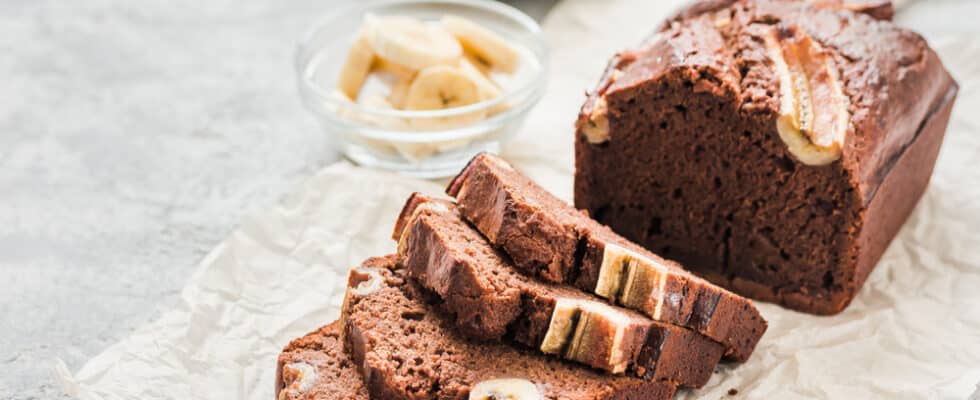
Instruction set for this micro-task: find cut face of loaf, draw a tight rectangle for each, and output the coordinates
[447,152,767,362]
[575,0,957,314]
[341,255,678,400]
[275,321,369,400]
[392,194,723,387]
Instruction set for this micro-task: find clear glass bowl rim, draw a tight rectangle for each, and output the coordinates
[295,0,549,122]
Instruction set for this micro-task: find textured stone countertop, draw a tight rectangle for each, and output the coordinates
[0,1,552,398]
[2,0,975,398]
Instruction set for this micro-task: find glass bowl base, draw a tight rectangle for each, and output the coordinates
[343,141,502,179]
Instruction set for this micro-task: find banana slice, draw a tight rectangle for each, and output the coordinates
[404,65,482,111]
[470,378,542,400]
[337,32,375,99]
[463,52,493,76]
[364,14,462,70]
[764,27,848,165]
[458,57,512,116]
[372,56,415,78]
[280,362,317,395]
[388,75,413,109]
[458,57,501,100]
[441,15,521,73]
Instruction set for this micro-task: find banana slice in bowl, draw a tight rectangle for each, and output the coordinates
[336,32,375,100]
[364,14,462,70]
[403,65,483,111]
[441,15,521,73]
[403,65,488,129]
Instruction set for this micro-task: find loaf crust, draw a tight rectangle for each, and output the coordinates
[574,0,957,314]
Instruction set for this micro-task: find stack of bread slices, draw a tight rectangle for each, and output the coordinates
[275,153,767,400]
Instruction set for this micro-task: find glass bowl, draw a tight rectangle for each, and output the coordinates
[296,0,548,178]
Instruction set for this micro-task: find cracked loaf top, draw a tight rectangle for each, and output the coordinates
[578,0,956,202]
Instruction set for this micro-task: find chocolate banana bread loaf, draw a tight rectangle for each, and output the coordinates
[448,152,766,362]
[393,193,723,386]
[342,255,678,400]
[574,0,957,314]
[275,321,369,400]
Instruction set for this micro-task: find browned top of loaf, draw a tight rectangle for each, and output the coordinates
[275,321,368,400]
[662,0,895,26]
[343,255,677,400]
[582,0,956,201]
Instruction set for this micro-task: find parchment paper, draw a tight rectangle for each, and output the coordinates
[57,1,980,399]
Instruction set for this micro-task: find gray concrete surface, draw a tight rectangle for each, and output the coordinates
[0,1,553,398]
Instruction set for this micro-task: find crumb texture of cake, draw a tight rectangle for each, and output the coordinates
[393,193,724,387]
[574,0,957,314]
[448,153,766,362]
[275,321,369,400]
[341,255,678,400]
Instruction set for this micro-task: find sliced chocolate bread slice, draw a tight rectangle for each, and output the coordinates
[342,255,677,400]
[275,321,369,400]
[447,152,767,362]
[393,194,723,387]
